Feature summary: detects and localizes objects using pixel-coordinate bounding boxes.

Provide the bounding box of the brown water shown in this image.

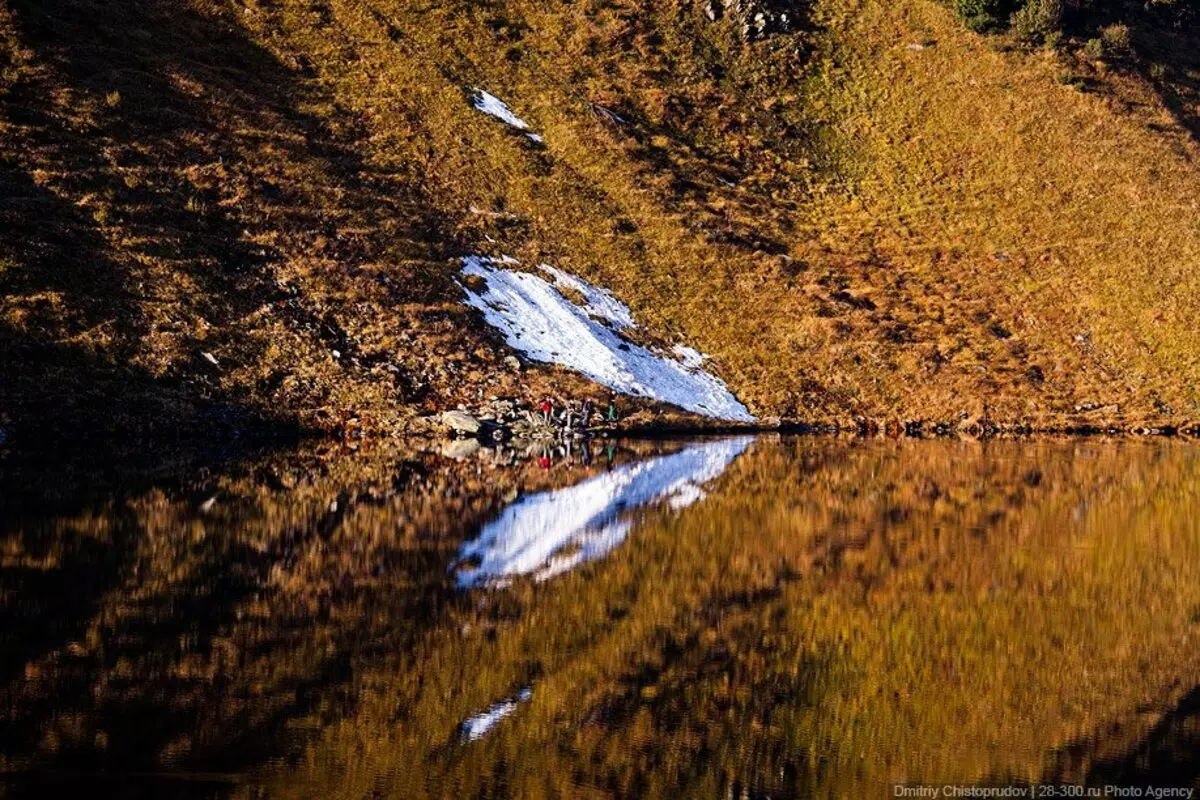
[3,436,1200,799]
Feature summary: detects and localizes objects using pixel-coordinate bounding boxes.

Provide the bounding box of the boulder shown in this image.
[442,410,482,435]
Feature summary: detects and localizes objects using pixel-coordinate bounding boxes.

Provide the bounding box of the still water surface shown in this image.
[3,436,1200,798]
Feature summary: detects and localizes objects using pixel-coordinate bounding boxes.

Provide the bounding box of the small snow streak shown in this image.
[469,89,543,143]
[455,437,754,589]
[458,256,754,422]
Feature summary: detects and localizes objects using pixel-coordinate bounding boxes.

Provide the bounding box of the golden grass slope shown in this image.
[1,0,1198,438]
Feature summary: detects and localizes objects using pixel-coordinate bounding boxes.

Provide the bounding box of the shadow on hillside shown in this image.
[1062,3,1200,143]
[0,0,292,454]
[0,0,451,461]
[0,155,291,461]
[1133,24,1200,144]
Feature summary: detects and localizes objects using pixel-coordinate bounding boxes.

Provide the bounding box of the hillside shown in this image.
[2,0,1199,446]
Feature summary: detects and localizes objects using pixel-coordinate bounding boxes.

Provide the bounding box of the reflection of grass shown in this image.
[5,439,1200,794]
[257,439,1200,798]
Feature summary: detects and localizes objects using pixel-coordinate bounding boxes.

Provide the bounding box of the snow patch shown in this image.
[455,437,754,589]
[458,687,533,743]
[459,256,754,422]
[470,89,543,143]
[541,265,635,330]
[671,345,707,371]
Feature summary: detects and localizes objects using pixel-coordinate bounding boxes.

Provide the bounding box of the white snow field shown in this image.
[469,89,543,143]
[454,437,754,589]
[458,687,534,743]
[458,256,755,422]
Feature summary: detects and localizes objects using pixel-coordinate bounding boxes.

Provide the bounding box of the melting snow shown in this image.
[540,264,636,330]
[455,437,754,589]
[470,89,543,143]
[671,345,707,371]
[458,686,533,743]
[459,256,755,422]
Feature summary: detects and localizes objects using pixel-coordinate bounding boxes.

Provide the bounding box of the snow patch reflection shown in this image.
[458,686,533,743]
[455,437,754,589]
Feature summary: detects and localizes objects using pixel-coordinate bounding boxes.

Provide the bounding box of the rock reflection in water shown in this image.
[2,438,1200,798]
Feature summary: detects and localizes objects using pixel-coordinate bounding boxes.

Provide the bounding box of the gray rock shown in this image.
[442,410,483,435]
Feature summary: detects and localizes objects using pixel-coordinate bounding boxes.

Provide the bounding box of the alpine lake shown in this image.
[3,435,1200,798]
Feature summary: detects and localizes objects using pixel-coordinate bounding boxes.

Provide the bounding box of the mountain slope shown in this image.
[2,0,1198,444]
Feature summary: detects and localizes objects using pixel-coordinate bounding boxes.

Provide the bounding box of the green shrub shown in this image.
[1010,0,1064,43]
[955,0,1020,32]
[1099,23,1132,54]
[1082,37,1104,58]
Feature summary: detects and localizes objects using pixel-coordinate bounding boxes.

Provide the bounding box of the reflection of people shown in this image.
[580,441,592,467]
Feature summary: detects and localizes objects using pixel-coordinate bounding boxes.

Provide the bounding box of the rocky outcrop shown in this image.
[701,0,801,40]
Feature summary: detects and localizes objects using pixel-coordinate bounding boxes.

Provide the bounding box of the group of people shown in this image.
[532,395,619,434]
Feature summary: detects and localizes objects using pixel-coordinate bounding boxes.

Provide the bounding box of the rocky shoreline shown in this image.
[424,395,1200,446]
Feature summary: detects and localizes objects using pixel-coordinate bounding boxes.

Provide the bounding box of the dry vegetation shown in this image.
[1,0,1199,446]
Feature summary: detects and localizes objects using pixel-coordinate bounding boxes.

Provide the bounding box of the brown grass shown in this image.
[1,0,1199,442]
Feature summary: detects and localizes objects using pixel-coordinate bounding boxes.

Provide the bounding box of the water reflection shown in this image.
[2,437,1200,798]
[455,436,753,588]
[457,687,534,743]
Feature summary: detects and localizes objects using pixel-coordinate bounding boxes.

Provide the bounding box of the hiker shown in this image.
[606,396,618,422]
[539,397,553,424]
[581,399,594,429]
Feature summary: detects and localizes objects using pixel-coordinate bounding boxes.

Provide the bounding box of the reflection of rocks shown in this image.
[702,0,800,40]
[441,438,481,460]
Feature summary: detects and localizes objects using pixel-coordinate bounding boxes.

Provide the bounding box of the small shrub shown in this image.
[1099,23,1132,54]
[105,90,121,108]
[955,0,1020,32]
[1149,62,1167,79]
[1010,0,1063,44]
[1082,37,1104,58]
